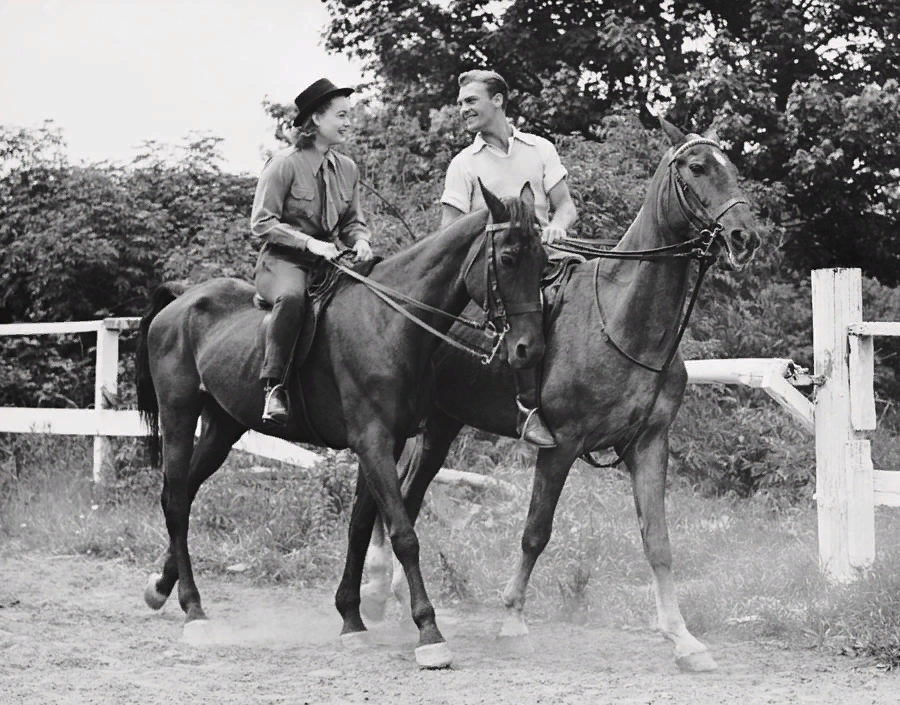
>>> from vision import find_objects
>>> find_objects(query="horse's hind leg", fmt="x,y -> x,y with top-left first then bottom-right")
500,443 -> 579,637
145,401 -> 244,627
624,431 -> 717,672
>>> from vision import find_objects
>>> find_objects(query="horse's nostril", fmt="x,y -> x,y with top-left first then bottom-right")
516,343 -> 528,359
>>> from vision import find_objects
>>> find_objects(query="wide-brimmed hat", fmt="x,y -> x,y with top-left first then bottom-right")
293,78 -> 354,126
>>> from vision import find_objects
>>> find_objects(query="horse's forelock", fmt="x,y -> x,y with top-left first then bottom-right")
501,197 -> 540,248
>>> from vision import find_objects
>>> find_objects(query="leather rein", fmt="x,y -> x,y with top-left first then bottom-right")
569,138 -> 749,467
329,219 -> 541,365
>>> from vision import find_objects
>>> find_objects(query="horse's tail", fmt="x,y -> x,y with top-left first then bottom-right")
136,283 -> 184,467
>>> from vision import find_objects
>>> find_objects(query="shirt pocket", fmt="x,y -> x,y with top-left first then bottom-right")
287,181 -> 317,220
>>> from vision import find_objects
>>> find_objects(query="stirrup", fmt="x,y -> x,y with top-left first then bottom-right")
262,383 -> 290,425
516,400 -> 557,448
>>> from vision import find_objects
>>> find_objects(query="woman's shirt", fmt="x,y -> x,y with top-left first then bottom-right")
251,145 -> 370,258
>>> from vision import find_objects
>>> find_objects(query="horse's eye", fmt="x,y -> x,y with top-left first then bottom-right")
500,252 -> 517,267
688,162 -> 704,176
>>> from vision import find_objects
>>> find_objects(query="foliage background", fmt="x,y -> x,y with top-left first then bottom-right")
2,0 -> 900,502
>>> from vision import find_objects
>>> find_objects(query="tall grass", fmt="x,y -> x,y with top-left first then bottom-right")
2,431 -> 900,669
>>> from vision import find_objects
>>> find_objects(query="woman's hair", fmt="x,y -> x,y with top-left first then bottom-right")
292,96 -> 339,149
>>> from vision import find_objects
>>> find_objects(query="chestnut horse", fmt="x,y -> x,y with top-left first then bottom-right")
361,120 -> 761,672
135,182 -> 547,668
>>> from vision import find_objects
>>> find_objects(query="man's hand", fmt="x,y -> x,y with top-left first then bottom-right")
352,239 -> 374,262
541,224 -> 566,245
306,239 -> 340,260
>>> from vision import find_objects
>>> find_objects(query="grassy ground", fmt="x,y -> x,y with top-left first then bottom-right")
1,432 -> 899,670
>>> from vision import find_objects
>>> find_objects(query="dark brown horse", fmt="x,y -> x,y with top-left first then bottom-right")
135,182 -> 547,668
361,119 -> 762,672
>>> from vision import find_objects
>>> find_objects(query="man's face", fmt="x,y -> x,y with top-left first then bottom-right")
457,81 -> 501,133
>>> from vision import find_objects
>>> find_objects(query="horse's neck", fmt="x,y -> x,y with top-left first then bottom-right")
371,215 -> 483,330
594,181 -> 693,356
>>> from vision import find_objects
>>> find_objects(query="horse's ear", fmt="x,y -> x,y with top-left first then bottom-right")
519,181 -> 535,209
703,127 -> 720,143
478,178 -> 506,222
659,117 -> 687,146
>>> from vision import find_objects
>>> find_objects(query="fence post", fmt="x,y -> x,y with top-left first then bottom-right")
811,268 -> 875,581
92,321 -> 120,487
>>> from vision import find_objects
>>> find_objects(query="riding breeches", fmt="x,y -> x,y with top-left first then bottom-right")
254,249 -> 309,383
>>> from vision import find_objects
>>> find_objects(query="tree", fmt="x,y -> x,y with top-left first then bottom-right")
323,0 -> 900,282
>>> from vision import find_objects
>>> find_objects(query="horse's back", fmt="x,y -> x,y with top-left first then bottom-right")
148,277 -> 266,405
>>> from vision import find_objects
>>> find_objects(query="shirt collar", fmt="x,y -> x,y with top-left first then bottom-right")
297,145 -> 337,171
472,125 -> 536,153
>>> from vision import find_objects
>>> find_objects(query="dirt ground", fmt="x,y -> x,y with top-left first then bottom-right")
1,552 -> 897,705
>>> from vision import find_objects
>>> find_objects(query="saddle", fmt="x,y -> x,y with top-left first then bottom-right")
542,253 -> 585,327
253,257 -> 381,442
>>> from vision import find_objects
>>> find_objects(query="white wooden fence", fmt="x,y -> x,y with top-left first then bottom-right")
812,268 -> 900,581
0,267 -> 894,582
0,316 -> 507,492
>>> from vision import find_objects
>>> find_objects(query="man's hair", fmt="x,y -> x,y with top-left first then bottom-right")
458,69 -> 509,111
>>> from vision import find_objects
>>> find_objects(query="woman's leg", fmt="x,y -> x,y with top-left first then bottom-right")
255,251 -> 308,424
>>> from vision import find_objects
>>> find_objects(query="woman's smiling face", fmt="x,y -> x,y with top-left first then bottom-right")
314,96 -> 352,147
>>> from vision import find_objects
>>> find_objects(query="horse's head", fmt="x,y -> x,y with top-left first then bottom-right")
658,118 -> 761,269
462,179 -> 547,370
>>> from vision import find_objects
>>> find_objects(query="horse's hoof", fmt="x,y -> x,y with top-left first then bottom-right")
498,613 -> 529,638
143,574 -> 168,611
359,585 -> 389,623
675,649 -> 718,673
415,641 -> 453,669
340,631 -> 371,651
181,619 -> 213,645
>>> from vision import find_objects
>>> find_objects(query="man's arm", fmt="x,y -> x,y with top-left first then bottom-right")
543,179 -> 577,244
441,203 -> 466,229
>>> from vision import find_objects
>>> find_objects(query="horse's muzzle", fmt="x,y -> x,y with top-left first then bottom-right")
507,334 -> 544,370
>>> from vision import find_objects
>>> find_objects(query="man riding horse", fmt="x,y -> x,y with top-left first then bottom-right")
441,69 -> 579,447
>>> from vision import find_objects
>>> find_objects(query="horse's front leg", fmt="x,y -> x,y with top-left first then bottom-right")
360,409 -> 464,622
500,444 -> 579,638
624,431 -> 717,672
336,422 -> 451,669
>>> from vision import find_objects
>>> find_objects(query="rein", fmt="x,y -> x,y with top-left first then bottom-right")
580,138 -> 746,468
328,221 -> 531,365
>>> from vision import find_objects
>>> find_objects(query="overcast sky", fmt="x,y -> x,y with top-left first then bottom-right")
0,0 -> 366,174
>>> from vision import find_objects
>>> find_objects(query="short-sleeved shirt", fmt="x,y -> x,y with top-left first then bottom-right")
440,126 -> 567,227
251,145 -> 370,263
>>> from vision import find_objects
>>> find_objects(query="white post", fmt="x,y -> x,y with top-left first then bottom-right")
92,321 -> 120,486
811,268 -> 875,581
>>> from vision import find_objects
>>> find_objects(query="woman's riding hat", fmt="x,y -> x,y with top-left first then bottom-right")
293,78 -> 354,126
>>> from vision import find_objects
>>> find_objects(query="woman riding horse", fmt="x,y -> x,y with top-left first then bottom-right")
252,78 -> 374,425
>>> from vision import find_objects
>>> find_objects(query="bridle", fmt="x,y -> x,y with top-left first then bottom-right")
568,138 -> 750,467
330,216 -> 542,365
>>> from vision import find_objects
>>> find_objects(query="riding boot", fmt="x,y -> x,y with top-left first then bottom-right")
513,367 -> 557,448
260,290 -> 306,426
